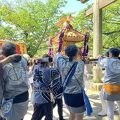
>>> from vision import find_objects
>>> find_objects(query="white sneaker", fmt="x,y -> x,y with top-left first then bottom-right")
98,111 -> 107,116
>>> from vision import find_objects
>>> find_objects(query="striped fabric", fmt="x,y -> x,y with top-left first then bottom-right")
56,53 -> 84,94
33,66 -> 62,104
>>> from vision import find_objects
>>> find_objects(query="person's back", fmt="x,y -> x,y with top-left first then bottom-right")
104,58 -> 120,84
57,58 -> 84,94
33,64 -> 62,103
102,48 -> 120,120
50,67 -> 63,98
1,42 -> 29,120
3,57 -> 29,99
33,66 -> 52,104
31,56 -> 60,120
56,45 -> 86,120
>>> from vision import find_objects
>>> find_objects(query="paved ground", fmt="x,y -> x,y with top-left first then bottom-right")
24,90 -> 120,120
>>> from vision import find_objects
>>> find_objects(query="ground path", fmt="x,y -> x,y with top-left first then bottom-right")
24,90 -> 120,120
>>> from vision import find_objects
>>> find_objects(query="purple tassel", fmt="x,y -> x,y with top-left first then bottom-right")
58,32 -> 64,52
82,34 -> 89,56
48,38 -> 54,57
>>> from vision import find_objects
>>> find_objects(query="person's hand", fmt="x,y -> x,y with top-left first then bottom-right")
77,56 -> 82,61
76,53 -> 82,61
98,55 -> 104,59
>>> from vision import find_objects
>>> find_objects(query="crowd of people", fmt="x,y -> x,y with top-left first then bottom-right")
0,42 -> 120,120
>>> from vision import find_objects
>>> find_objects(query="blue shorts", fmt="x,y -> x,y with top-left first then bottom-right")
64,93 -> 86,114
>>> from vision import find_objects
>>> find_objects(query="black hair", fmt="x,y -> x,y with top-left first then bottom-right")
42,54 -> 49,58
39,54 -> 51,68
40,61 -> 49,68
109,48 -> 120,57
105,50 -> 109,57
65,45 -> 78,62
42,54 -> 53,63
2,42 -> 16,57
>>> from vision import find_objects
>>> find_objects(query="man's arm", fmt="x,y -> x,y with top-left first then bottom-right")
97,57 -> 107,68
0,54 -> 21,65
0,54 -> 21,80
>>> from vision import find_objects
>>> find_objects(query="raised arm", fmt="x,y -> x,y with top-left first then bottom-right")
55,53 -> 68,71
97,57 -> 107,68
0,54 -> 21,65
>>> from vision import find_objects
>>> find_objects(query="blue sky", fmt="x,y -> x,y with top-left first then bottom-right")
62,0 -> 94,14
4,0 -> 94,14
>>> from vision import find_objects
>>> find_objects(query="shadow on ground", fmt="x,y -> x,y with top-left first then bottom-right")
83,93 -> 120,120
24,92 -> 120,120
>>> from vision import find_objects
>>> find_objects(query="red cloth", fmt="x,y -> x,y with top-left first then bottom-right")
16,45 -> 21,54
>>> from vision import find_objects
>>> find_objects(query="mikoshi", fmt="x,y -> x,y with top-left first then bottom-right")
48,16 -> 89,57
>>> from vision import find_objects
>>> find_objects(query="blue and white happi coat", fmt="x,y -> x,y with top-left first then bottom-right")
33,65 -> 62,104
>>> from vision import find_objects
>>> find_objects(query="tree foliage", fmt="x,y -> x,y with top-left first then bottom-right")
73,0 -> 120,52
0,0 -> 119,57
0,0 -> 66,56
102,0 -> 120,49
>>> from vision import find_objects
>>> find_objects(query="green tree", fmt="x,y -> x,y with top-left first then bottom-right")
0,0 -> 66,56
102,0 -> 120,49
73,0 -> 120,53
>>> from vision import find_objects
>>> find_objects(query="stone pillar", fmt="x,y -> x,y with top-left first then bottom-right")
93,0 -> 102,58
93,0 -> 103,83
